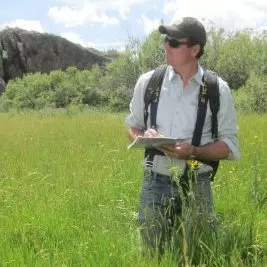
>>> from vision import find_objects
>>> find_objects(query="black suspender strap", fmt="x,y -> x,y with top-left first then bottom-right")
182,70 -> 219,194
180,73 -> 209,194
204,70 -> 220,180
206,70 -> 220,139
191,73 -> 209,147
144,65 -> 167,164
144,65 -> 167,130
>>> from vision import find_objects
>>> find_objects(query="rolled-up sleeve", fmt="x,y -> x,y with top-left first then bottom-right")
217,79 -> 241,160
125,71 -> 153,129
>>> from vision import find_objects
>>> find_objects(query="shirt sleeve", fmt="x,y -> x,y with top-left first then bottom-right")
125,70 -> 154,129
217,78 -> 241,160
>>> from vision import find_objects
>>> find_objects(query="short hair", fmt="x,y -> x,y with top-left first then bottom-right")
186,37 -> 205,59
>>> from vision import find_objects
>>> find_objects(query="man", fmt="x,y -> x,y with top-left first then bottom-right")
126,17 -> 240,255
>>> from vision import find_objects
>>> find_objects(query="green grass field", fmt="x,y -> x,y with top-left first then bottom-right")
0,110 -> 266,266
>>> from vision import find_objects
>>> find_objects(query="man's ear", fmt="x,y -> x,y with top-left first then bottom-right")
192,44 -> 200,57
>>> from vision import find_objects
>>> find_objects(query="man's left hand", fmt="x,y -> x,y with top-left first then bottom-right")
157,141 -> 193,159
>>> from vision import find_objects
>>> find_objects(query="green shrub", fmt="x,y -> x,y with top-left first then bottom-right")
233,89 -> 252,114
1,65 -> 110,111
0,94 -> 12,112
138,31 -> 165,72
109,86 -> 132,112
234,72 -> 267,113
212,31 -> 253,89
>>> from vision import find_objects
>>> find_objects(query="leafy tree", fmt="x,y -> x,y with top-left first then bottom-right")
213,31 -> 254,89
138,31 -> 165,72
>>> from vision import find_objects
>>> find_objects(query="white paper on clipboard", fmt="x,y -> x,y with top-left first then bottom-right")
128,137 -> 177,149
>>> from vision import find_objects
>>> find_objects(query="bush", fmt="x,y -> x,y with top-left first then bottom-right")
102,49 -> 141,92
232,89 -> 252,114
138,31 -> 165,72
1,66 -> 109,111
234,72 -> 267,113
109,86 -> 132,112
212,31 -> 253,89
0,94 -> 12,112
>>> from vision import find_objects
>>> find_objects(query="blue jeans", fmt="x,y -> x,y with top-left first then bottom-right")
138,169 -> 214,255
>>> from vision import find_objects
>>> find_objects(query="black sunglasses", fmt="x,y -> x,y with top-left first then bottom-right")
164,36 -> 188,48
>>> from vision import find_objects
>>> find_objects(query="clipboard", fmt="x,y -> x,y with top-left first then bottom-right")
128,137 -> 177,149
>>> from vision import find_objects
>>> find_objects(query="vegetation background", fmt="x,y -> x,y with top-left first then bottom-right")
1,28 -> 267,113
0,28 -> 267,266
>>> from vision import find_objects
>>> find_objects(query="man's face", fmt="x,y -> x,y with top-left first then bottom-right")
163,36 -> 198,68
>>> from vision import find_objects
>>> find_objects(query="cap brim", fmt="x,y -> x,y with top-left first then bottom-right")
158,24 -> 185,38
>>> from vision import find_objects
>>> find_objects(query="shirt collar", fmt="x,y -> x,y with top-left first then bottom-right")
194,64 -> 204,85
168,64 -> 204,86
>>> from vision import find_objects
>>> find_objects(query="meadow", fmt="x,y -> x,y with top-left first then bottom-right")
0,110 -> 266,266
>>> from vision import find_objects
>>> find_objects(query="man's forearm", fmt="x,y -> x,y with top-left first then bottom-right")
192,140 -> 230,161
126,127 -> 144,141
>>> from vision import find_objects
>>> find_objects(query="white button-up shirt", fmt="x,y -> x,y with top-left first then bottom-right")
126,65 -> 240,176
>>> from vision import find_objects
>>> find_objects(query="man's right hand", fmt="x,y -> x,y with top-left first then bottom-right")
127,127 -> 164,141
127,127 -> 144,141
143,128 -> 161,138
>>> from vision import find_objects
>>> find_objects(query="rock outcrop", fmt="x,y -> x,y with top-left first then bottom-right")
0,27 -> 110,92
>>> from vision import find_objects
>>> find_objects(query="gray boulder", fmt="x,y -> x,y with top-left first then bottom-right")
0,27 -> 110,91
